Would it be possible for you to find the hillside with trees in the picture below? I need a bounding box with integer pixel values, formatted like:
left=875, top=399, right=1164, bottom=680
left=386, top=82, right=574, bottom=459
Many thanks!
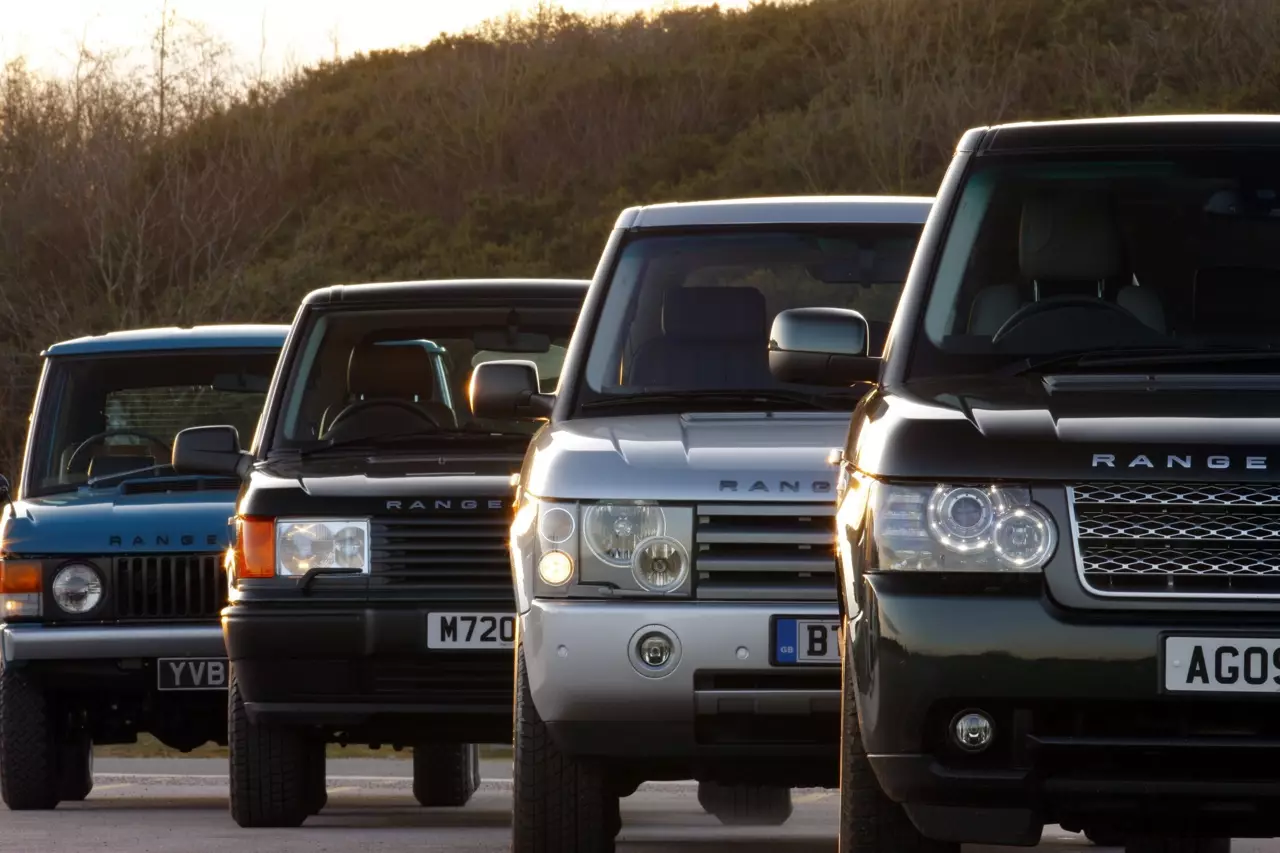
left=0, top=0, right=1276, bottom=471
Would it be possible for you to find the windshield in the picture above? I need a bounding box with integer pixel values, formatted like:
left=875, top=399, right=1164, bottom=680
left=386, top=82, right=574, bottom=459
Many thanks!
left=913, top=151, right=1280, bottom=377
left=269, top=304, right=576, bottom=452
left=578, top=225, right=923, bottom=410
left=26, top=349, right=279, bottom=496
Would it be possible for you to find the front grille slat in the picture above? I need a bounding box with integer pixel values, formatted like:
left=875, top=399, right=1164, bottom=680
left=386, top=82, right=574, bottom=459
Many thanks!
left=113, top=553, right=225, bottom=620
left=694, top=502, right=837, bottom=601
left=371, top=508, right=513, bottom=600
left=1071, top=482, right=1280, bottom=597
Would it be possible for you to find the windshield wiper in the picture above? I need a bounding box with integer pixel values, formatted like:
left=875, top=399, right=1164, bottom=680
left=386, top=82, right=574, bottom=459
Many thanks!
left=84, top=464, right=172, bottom=488
left=579, top=389, right=851, bottom=412
left=999, top=344, right=1280, bottom=377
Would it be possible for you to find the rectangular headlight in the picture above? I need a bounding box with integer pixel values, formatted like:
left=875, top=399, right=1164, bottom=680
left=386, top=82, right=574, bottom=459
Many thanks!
left=840, top=478, right=1057, bottom=573
left=274, top=519, right=371, bottom=577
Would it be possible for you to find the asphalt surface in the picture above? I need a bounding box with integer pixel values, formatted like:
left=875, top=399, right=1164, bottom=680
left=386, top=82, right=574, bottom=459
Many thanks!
left=0, top=758, right=1271, bottom=852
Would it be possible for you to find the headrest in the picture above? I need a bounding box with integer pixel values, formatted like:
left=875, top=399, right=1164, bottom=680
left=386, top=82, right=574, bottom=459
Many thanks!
left=1019, top=191, right=1122, bottom=282
left=662, top=286, right=767, bottom=342
left=347, top=343, right=438, bottom=399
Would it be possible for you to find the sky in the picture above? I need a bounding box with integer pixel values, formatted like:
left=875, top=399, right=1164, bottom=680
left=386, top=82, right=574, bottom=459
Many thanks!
left=2, top=0, right=757, bottom=78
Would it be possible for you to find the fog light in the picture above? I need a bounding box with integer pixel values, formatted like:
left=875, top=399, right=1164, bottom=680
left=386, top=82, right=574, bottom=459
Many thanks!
left=537, top=551, right=573, bottom=586
left=951, top=710, right=994, bottom=752
left=637, top=632, right=673, bottom=667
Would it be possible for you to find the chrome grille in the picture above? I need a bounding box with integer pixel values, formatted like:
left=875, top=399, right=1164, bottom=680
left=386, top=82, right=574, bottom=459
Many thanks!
left=370, top=511, right=512, bottom=602
left=693, top=503, right=836, bottom=601
left=1070, top=483, right=1280, bottom=597
left=114, top=553, right=225, bottom=620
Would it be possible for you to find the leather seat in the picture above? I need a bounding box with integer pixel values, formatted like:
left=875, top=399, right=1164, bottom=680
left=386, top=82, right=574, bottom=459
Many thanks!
left=320, top=343, right=455, bottom=439
left=968, top=191, right=1166, bottom=334
left=627, top=286, right=773, bottom=388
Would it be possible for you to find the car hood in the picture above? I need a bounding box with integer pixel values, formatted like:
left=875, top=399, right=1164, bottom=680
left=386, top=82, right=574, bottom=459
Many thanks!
left=859, top=374, right=1280, bottom=481
left=521, top=411, right=850, bottom=502
left=2, top=484, right=241, bottom=556
left=239, top=452, right=525, bottom=517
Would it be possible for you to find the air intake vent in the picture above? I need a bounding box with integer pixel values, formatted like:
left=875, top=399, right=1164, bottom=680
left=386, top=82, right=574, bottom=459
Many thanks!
left=693, top=503, right=837, bottom=601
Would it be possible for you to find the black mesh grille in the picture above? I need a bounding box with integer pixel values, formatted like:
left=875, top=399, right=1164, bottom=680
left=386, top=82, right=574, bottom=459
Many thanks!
left=113, top=553, right=225, bottom=620
left=370, top=510, right=513, bottom=602
left=370, top=656, right=512, bottom=705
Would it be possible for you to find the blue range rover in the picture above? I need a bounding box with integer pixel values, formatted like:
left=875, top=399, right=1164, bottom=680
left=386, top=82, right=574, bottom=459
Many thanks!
left=0, top=324, right=287, bottom=809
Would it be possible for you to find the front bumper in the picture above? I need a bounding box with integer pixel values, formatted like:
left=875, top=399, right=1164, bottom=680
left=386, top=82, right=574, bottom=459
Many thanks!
left=223, top=603, right=513, bottom=740
left=1, top=624, right=226, bottom=663
left=855, top=576, right=1280, bottom=842
left=523, top=600, right=840, bottom=773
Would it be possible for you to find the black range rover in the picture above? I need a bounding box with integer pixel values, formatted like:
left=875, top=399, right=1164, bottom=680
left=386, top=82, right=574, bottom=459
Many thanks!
left=172, top=278, right=588, bottom=827
left=769, top=116, right=1280, bottom=852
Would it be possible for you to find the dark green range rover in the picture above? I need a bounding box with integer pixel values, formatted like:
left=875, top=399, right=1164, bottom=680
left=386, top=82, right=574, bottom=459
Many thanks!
left=770, top=115, right=1280, bottom=852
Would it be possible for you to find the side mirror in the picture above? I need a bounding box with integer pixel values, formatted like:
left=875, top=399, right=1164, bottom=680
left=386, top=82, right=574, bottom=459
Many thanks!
left=0, top=474, right=11, bottom=503
left=768, top=307, right=878, bottom=386
left=172, top=426, right=253, bottom=479
left=469, top=360, right=554, bottom=420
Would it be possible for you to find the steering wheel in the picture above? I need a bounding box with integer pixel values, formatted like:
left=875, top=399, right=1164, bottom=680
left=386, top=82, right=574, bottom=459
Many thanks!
left=64, top=429, right=173, bottom=475
left=991, top=296, right=1141, bottom=345
left=324, top=398, right=444, bottom=436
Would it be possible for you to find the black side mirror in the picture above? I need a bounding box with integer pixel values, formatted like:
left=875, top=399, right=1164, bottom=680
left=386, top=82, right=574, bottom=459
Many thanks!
left=0, top=474, right=11, bottom=503
left=172, top=426, right=253, bottom=478
left=469, top=360, right=554, bottom=420
left=768, top=307, right=878, bottom=386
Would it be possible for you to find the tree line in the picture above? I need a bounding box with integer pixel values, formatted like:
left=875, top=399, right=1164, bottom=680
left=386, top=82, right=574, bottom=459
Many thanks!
left=0, top=0, right=1275, bottom=473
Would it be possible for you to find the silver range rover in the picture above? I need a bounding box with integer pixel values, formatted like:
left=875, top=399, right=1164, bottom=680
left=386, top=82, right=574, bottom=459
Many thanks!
left=470, top=195, right=933, bottom=852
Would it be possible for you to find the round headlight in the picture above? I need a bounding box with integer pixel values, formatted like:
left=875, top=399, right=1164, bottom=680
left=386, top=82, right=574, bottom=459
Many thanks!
left=631, top=536, right=689, bottom=593
left=330, top=525, right=367, bottom=569
left=52, top=563, right=103, bottom=614
left=538, top=551, right=574, bottom=586
left=927, top=486, right=995, bottom=551
left=992, top=505, right=1056, bottom=569
left=583, top=503, right=665, bottom=568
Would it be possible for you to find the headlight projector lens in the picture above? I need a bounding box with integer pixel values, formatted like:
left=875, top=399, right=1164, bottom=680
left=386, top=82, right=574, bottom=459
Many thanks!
left=630, top=536, right=689, bottom=593
left=52, top=563, right=103, bottom=614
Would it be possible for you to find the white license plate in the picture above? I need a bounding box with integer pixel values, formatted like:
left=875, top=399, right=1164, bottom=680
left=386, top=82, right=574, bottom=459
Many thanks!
left=426, top=613, right=516, bottom=650
left=1164, top=636, right=1280, bottom=693
left=774, top=618, right=840, bottom=665
left=157, top=657, right=228, bottom=691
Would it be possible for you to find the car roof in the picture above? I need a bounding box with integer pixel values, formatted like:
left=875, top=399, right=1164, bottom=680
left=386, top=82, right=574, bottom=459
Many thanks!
left=301, top=277, right=592, bottom=306
left=620, top=195, right=935, bottom=229
left=967, top=113, right=1280, bottom=153
left=43, top=324, right=291, bottom=357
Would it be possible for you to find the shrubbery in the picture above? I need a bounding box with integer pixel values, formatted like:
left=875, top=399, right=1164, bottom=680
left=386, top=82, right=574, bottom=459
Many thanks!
left=0, top=0, right=1276, bottom=473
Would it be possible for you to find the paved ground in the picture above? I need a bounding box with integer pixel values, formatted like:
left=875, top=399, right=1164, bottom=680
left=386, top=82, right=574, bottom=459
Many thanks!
left=0, top=759, right=1271, bottom=852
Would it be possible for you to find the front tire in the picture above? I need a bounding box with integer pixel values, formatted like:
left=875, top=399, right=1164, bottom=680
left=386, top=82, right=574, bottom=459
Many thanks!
left=413, top=743, right=480, bottom=807
left=305, top=739, right=326, bottom=815
left=0, top=666, right=60, bottom=810
left=228, top=667, right=310, bottom=828
left=512, top=647, right=617, bottom=853
left=697, top=781, right=792, bottom=826
left=838, top=644, right=957, bottom=853
left=57, top=732, right=93, bottom=802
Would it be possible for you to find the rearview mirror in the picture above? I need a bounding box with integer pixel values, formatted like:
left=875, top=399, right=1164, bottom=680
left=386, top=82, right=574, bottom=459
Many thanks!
left=172, top=426, right=254, bottom=479
left=469, top=360, right=554, bottom=420
left=768, top=307, right=878, bottom=386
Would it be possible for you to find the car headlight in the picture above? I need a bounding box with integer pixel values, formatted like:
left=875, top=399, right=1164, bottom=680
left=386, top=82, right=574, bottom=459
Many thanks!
left=510, top=498, right=693, bottom=598
left=51, top=562, right=104, bottom=614
left=841, top=478, right=1057, bottom=572
left=275, top=519, right=370, bottom=576
left=583, top=502, right=666, bottom=567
